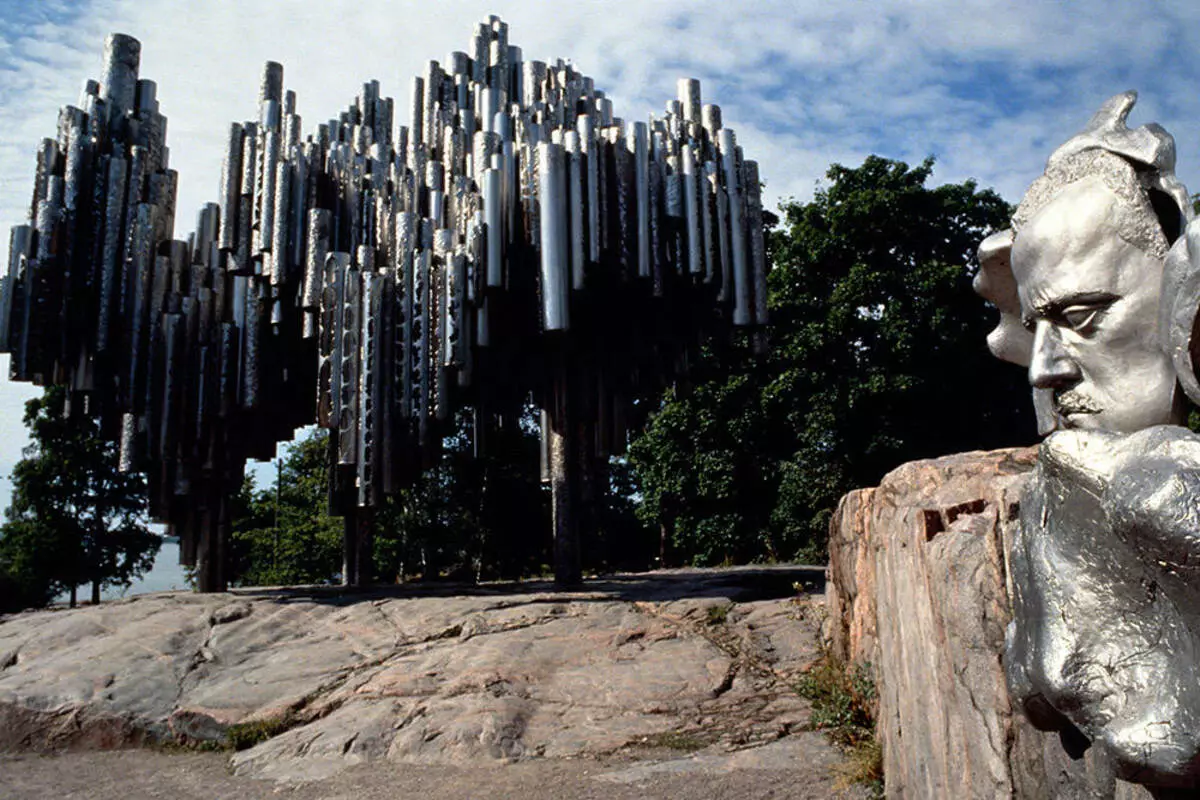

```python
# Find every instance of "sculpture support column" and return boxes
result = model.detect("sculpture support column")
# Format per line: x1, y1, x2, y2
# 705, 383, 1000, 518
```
549, 350, 581, 586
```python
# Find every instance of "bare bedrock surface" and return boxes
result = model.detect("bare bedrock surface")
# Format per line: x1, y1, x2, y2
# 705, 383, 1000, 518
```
0, 565, 862, 798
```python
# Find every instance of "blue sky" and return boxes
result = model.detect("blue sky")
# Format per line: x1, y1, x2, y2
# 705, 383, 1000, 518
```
0, 0, 1198, 508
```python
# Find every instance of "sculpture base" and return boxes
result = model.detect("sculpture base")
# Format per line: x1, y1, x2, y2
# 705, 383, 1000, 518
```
825, 447, 1156, 799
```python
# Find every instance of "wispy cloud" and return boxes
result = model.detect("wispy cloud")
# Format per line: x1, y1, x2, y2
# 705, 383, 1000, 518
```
0, 0, 1196, 506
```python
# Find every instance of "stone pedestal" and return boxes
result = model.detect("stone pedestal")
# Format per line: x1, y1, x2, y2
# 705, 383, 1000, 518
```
826, 448, 1154, 799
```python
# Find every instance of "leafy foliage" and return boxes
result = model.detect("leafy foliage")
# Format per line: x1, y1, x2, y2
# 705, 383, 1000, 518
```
631, 156, 1033, 565
229, 429, 343, 587
0, 386, 157, 610
231, 403, 657, 586
798, 651, 884, 795
371, 408, 553, 582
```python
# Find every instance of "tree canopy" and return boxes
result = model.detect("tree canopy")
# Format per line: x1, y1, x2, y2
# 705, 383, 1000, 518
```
228, 429, 344, 587
0, 386, 158, 610
630, 156, 1034, 566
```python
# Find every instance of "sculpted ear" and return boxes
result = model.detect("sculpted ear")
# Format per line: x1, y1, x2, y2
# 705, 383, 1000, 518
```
1162, 219, 1200, 406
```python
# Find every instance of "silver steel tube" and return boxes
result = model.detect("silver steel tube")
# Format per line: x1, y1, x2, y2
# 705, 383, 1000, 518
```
259, 62, 283, 130
269, 158, 290, 285
303, 208, 330, 309
241, 277, 261, 409
578, 114, 599, 264
444, 251, 464, 367
682, 144, 702, 276
719, 128, 750, 325
415, 247, 430, 438
395, 211, 415, 419
745, 160, 768, 325
97, 153, 127, 351
702, 160, 717, 283
537, 142, 568, 331
634, 122, 650, 279
220, 122, 243, 250
483, 167, 502, 288
338, 258, 360, 465
257, 130, 280, 254
100, 34, 140, 136
566, 130, 585, 290
357, 269, 379, 506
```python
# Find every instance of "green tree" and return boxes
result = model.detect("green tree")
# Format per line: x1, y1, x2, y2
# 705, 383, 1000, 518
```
0, 386, 158, 610
631, 156, 1034, 565
373, 407, 551, 583
230, 410, 556, 587
229, 429, 343, 587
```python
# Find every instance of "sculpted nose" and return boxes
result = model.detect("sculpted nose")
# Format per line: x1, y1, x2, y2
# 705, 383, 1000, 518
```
1028, 321, 1080, 389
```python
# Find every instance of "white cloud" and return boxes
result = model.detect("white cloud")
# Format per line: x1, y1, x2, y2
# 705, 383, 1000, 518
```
0, 0, 1198, 510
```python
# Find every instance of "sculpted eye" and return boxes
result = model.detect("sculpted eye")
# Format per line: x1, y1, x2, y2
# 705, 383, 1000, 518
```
1061, 305, 1103, 332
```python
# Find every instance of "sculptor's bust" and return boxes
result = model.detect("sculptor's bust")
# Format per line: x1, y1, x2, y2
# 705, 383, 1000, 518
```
976, 92, 1200, 788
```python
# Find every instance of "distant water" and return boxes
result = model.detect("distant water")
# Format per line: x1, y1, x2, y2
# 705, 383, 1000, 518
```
54, 538, 190, 603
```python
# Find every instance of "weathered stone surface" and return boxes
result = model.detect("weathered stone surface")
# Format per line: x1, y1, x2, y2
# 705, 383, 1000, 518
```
0, 566, 847, 788
826, 448, 1157, 799
825, 486, 878, 669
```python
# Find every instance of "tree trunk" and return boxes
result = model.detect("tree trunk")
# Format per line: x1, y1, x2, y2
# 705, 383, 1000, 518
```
91, 579, 100, 605
69, 585, 77, 609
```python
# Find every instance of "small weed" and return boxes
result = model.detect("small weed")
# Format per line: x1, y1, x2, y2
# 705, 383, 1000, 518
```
153, 737, 230, 754
635, 730, 708, 752
797, 651, 883, 796
705, 603, 733, 626
225, 717, 293, 751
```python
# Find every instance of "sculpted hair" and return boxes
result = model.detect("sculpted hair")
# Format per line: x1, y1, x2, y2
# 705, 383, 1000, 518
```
1011, 148, 1173, 260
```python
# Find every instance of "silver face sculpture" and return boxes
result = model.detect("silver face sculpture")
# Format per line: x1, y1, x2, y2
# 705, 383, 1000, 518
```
976, 92, 1200, 787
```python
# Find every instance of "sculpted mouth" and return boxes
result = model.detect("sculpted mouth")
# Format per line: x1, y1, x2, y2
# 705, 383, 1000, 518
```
1055, 391, 1102, 416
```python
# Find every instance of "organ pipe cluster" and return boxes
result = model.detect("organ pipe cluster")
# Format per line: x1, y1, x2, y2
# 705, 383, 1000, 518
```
1, 17, 768, 584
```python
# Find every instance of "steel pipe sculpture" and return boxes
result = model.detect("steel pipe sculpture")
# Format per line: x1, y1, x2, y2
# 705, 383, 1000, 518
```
1, 17, 768, 590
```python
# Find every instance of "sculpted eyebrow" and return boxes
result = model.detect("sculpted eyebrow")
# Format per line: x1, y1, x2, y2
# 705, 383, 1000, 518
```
1023, 292, 1119, 328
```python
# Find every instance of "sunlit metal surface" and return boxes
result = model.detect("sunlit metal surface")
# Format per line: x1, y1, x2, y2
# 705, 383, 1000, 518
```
1, 17, 767, 591
978, 93, 1200, 788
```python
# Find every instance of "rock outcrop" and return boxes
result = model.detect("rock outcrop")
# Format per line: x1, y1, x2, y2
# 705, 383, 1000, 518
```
0, 566, 842, 786
826, 448, 1155, 799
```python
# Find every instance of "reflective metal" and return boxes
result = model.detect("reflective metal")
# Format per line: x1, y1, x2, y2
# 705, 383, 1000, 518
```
2, 20, 768, 592
979, 92, 1200, 788
633, 122, 650, 280
538, 141, 568, 330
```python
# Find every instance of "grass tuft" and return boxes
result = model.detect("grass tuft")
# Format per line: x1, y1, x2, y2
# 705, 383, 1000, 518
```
225, 717, 294, 751
635, 730, 709, 752
797, 651, 883, 797
704, 603, 733, 626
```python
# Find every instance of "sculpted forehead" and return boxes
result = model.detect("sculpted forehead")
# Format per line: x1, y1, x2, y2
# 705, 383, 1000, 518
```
1012, 177, 1154, 312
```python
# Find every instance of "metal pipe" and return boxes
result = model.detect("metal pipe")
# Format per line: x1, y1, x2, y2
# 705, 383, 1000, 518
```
579, 114, 599, 264
538, 141, 568, 331
357, 269, 379, 505
304, 209, 330, 310
483, 167, 502, 288
634, 122, 650, 279
96, 153, 127, 351
719, 128, 750, 325
745, 159, 768, 325
100, 34, 140, 136
338, 257, 360, 465
269, 158, 290, 285
682, 143, 702, 276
